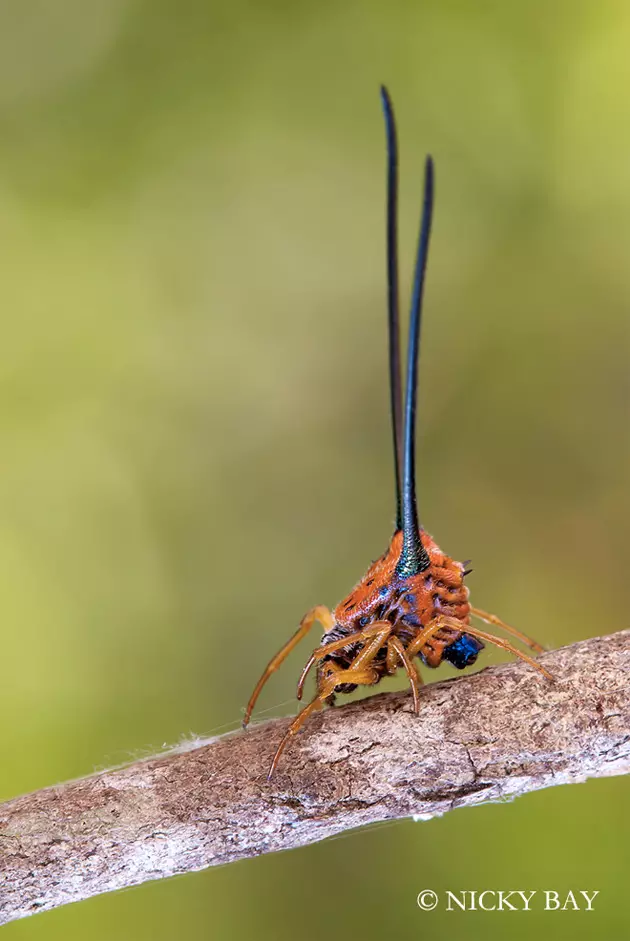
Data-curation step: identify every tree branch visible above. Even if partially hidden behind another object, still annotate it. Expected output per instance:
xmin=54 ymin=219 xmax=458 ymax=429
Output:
xmin=1 ymin=631 xmax=629 ymax=924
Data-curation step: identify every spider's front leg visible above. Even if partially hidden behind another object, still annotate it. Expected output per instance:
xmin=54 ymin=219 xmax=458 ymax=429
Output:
xmin=243 ymin=605 xmax=334 ymax=729
xmin=267 ymin=663 xmax=380 ymax=780
xmin=268 ymin=622 xmax=393 ymax=779
xmin=296 ymin=621 xmax=393 ymax=700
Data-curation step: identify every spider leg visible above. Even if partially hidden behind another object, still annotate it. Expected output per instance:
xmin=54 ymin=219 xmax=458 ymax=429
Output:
xmin=408 ymin=614 xmax=553 ymax=680
xmin=387 ymin=635 xmax=422 ymax=714
xmin=243 ymin=604 xmax=334 ymax=728
xmin=268 ymin=665 xmax=379 ymax=780
xmin=349 ymin=622 xmax=393 ymax=669
xmin=296 ymin=621 xmax=393 ymax=700
xmin=446 ymin=619 xmax=553 ymax=680
xmin=385 ymin=636 xmax=425 ymax=685
xmin=271 ymin=623 xmax=393 ymax=777
xmin=470 ymin=604 xmax=544 ymax=653
xmin=405 ymin=618 xmax=451 ymax=659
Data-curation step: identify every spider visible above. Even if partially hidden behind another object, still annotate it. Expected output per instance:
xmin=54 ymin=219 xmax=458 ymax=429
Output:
xmin=243 ymin=87 xmax=551 ymax=779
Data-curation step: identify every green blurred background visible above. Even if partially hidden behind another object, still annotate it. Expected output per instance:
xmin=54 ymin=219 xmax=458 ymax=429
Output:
xmin=1 ymin=1 xmax=628 ymax=938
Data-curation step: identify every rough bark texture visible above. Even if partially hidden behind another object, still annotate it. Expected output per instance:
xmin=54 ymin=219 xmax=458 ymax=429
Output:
xmin=1 ymin=631 xmax=629 ymax=924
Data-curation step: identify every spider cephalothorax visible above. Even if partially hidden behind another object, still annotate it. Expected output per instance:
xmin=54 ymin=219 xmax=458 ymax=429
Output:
xmin=243 ymin=87 xmax=551 ymax=779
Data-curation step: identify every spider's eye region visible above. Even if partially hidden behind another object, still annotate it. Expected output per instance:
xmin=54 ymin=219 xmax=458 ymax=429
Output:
xmin=358 ymin=616 xmax=370 ymax=628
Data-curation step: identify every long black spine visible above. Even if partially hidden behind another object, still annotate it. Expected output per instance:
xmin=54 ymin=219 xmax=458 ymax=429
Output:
xmin=380 ymin=86 xmax=404 ymax=531
xmin=397 ymin=155 xmax=434 ymax=577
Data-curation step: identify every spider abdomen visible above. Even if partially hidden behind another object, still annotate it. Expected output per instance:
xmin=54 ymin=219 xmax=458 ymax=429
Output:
xmin=327 ymin=527 xmax=476 ymax=676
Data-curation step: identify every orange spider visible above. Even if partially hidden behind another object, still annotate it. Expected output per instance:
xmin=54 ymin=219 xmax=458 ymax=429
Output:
xmin=243 ymin=86 xmax=552 ymax=779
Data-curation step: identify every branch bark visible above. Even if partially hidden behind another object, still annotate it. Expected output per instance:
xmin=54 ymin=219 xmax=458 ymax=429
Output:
xmin=1 ymin=630 xmax=629 ymax=924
